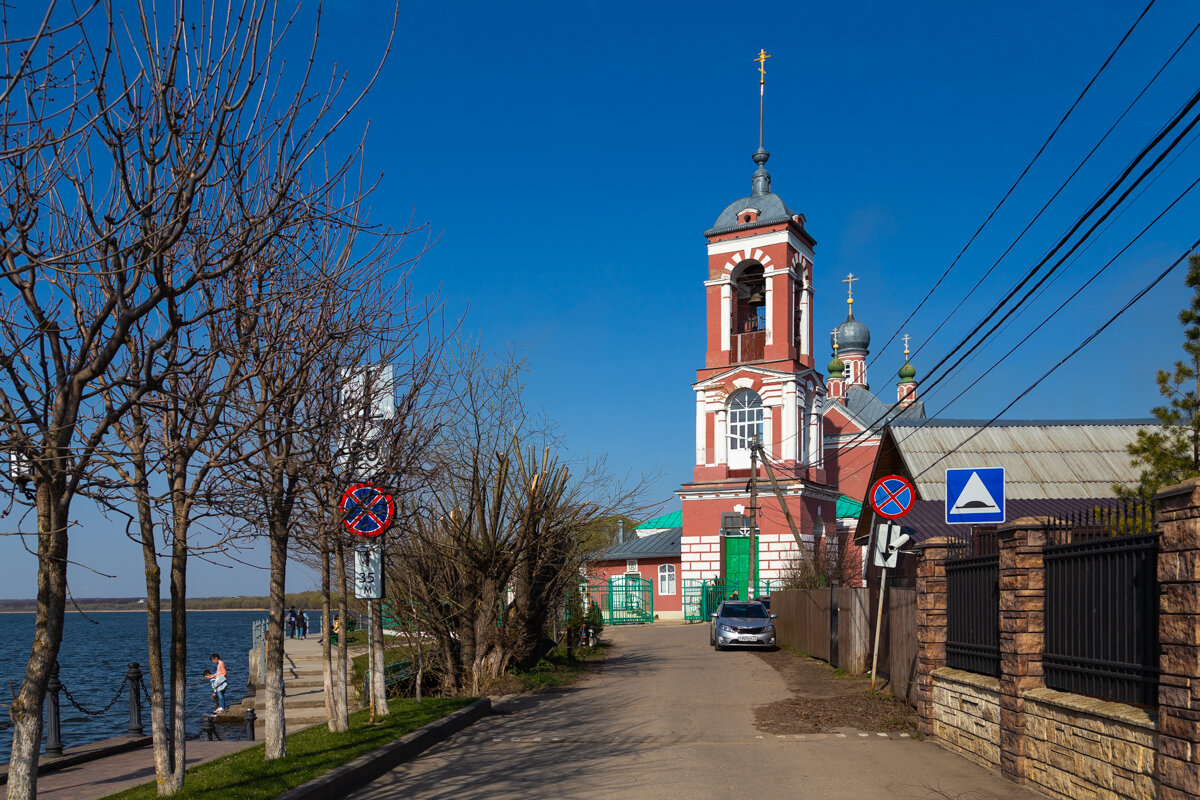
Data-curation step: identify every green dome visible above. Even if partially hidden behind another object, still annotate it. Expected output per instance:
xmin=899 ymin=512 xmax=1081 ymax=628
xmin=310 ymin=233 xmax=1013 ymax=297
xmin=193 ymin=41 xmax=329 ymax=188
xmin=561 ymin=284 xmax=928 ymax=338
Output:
xmin=898 ymin=361 xmax=916 ymax=383
xmin=828 ymin=356 xmax=845 ymax=378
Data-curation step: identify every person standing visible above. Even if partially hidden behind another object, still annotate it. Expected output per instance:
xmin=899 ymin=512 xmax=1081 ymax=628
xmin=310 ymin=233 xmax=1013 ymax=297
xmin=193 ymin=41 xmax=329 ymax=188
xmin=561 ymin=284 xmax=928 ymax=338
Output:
xmin=286 ymin=607 xmax=297 ymax=639
xmin=209 ymin=653 xmax=228 ymax=712
xmin=298 ymin=609 xmax=309 ymax=640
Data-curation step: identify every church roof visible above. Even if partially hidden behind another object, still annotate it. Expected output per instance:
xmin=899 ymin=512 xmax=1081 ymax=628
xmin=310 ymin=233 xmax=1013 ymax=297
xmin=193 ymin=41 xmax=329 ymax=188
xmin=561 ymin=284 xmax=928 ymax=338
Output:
xmin=840 ymin=385 xmax=926 ymax=433
xmin=706 ymin=192 xmax=799 ymax=237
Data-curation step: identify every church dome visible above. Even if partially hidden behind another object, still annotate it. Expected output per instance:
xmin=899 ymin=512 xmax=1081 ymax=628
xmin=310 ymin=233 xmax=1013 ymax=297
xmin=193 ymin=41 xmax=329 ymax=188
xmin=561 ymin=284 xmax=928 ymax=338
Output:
xmin=832 ymin=313 xmax=870 ymax=354
xmin=898 ymin=361 xmax=917 ymax=382
xmin=706 ymin=191 xmax=797 ymax=237
xmin=827 ymin=355 xmax=845 ymax=378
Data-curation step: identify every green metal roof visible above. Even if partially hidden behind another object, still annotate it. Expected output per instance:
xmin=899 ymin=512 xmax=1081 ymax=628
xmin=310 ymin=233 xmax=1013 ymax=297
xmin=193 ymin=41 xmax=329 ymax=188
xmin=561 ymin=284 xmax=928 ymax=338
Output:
xmin=836 ymin=495 xmax=863 ymax=519
xmin=635 ymin=510 xmax=683 ymax=529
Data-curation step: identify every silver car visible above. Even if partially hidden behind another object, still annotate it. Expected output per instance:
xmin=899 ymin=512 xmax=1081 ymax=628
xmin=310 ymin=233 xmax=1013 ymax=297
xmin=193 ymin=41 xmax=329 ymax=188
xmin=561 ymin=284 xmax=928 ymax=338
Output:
xmin=709 ymin=600 xmax=777 ymax=650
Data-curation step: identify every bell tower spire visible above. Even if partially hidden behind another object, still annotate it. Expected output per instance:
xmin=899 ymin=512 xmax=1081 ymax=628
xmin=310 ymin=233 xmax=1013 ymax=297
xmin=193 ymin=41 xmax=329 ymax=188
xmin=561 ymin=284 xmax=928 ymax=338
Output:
xmin=752 ymin=49 xmax=771 ymax=197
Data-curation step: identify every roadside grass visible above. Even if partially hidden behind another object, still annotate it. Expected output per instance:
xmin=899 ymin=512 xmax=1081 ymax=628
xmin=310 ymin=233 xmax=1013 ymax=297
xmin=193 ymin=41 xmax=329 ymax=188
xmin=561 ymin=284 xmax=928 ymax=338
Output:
xmin=100 ymin=695 xmax=473 ymax=800
xmin=506 ymin=642 xmax=609 ymax=693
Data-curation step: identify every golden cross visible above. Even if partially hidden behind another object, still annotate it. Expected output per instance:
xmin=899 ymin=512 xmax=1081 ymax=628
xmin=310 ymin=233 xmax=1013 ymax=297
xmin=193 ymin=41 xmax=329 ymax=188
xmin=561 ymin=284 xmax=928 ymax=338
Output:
xmin=902 ymin=333 xmax=911 ymax=356
xmin=755 ymin=49 xmax=771 ymax=85
xmin=843 ymin=272 xmax=857 ymax=306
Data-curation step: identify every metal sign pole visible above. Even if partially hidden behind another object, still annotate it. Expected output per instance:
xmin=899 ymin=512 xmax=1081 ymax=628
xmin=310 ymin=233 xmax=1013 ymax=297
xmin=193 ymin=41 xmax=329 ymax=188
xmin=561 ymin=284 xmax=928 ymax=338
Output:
xmin=870 ymin=565 xmax=888 ymax=691
xmin=367 ymin=600 xmax=376 ymax=725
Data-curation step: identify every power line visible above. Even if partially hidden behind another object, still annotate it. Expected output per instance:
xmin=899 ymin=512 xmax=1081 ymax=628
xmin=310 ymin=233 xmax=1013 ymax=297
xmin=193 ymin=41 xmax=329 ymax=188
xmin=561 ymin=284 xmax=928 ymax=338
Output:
xmin=906 ymin=18 xmax=1200 ymax=367
xmin=910 ymin=238 xmax=1200 ymax=481
xmin=870 ymin=0 xmax=1160 ymax=366
xmin=821 ymin=84 xmax=1200 ymax=464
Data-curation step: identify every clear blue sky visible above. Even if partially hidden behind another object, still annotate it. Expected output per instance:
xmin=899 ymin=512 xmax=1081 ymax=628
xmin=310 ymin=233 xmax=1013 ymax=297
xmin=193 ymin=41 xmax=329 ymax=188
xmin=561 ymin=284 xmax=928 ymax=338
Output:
xmin=4 ymin=1 xmax=1199 ymax=597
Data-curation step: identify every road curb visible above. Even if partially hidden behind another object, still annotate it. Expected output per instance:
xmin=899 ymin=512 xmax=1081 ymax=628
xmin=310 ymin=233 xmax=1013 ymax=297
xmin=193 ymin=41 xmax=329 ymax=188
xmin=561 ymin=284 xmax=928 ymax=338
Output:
xmin=271 ymin=698 xmax=491 ymax=800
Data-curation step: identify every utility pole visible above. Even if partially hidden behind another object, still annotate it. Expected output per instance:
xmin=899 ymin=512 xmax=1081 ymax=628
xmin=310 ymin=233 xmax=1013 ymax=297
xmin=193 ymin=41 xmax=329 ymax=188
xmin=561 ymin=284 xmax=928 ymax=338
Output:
xmin=748 ymin=440 xmax=759 ymax=599
xmin=758 ymin=449 xmax=817 ymax=583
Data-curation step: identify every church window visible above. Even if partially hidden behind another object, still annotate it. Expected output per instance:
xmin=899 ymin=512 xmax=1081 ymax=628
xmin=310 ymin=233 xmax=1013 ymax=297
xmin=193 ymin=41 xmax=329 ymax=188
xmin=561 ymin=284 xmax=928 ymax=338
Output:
xmin=658 ymin=564 xmax=676 ymax=595
xmin=728 ymin=389 xmax=763 ymax=453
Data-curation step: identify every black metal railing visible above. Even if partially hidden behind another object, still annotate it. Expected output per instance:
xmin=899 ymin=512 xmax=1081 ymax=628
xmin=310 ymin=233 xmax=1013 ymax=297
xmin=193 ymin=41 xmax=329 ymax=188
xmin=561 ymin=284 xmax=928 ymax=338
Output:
xmin=1045 ymin=501 xmax=1159 ymax=707
xmin=946 ymin=532 xmax=1000 ymax=677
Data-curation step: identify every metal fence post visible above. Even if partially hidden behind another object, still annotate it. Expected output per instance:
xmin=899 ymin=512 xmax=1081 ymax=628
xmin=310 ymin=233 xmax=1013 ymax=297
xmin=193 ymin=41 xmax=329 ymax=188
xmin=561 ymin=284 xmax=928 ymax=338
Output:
xmin=126 ymin=662 xmax=144 ymax=736
xmin=44 ymin=661 xmax=63 ymax=757
xmin=243 ymin=707 xmax=256 ymax=741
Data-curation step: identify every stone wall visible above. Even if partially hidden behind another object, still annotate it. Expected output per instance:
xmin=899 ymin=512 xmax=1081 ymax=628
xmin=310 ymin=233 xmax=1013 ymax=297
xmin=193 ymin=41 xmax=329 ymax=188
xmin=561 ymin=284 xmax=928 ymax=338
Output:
xmin=913 ymin=479 xmax=1200 ymax=800
xmin=930 ymin=668 xmax=1000 ymax=768
xmin=1024 ymin=689 xmax=1156 ymax=800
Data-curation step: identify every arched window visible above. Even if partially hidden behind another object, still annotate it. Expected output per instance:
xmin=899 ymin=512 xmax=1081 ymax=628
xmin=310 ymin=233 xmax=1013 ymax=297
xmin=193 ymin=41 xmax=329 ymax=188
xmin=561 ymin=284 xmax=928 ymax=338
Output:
xmin=731 ymin=261 xmax=766 ymax=333
xmin=728 ymin=389 xmax=763 ymax=454
xmin=658 ymin=564 xmax=676 ymax=595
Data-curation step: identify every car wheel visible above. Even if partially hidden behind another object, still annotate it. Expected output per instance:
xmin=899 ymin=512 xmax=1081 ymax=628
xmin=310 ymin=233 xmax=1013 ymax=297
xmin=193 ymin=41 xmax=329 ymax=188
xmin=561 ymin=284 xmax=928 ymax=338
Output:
xmin=715 ymin=643 xmax=725 ymax=651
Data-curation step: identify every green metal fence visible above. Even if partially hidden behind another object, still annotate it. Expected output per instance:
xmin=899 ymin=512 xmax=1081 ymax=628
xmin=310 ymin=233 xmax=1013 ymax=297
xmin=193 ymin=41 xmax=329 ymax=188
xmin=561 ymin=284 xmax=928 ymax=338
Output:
xmin=683 ymin=578 xmax=786 ymax=621
xmin=583 ymin=576 xmax=653 ymax=624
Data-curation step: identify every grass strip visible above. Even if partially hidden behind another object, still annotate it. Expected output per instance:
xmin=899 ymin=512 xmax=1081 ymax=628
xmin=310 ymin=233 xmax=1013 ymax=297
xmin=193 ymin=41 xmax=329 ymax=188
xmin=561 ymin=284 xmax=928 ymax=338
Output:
xmin=508 ymin=642 xmax=608 ymax=692
xmin=101 ymin=696 xmax=473 ymax=800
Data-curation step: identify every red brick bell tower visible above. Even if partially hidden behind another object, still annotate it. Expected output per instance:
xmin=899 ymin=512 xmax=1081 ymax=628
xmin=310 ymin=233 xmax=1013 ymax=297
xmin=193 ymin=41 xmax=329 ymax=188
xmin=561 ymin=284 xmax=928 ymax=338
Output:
xmin=677 ymin=52 xmax=837 ymax=603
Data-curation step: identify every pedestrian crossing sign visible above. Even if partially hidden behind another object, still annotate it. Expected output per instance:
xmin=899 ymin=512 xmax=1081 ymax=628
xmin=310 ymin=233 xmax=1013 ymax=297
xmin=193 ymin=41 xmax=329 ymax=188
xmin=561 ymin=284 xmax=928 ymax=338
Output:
xmin=945 ymin=467 xmax=1005 ymax=525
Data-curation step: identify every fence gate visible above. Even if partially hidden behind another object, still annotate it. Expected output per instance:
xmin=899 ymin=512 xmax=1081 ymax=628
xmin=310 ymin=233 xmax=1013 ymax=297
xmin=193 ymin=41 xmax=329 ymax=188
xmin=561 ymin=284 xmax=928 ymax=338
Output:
xmin=583 ymin=576 xmax=653 ymax=624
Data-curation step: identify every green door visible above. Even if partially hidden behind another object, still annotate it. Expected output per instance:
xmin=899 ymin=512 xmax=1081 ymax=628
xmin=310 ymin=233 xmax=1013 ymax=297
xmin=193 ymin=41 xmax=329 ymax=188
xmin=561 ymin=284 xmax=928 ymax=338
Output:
xmin=724 ymin=536 xmax=750 ymax=600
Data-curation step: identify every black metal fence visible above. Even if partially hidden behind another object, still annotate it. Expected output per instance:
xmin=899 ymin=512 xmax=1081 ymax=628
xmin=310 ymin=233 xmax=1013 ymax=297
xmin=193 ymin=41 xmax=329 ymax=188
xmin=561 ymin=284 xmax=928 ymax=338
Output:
xmin=945 ymin=530 xmax=1000 ymax=677
xmin=1045 ymin=502 xmax=1159 ymax=707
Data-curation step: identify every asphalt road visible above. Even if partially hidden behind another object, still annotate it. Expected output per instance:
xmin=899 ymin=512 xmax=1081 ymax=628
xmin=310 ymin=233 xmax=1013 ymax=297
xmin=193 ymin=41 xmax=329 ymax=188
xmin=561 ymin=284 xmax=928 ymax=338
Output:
xmin=346 ymin=624 xmax=1043 ymax=800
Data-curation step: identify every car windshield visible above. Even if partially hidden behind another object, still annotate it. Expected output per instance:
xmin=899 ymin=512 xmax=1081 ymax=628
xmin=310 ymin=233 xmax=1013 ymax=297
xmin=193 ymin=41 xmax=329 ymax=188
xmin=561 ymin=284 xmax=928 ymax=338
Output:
xmin=721 ymin=603 xmax=767 ymax=619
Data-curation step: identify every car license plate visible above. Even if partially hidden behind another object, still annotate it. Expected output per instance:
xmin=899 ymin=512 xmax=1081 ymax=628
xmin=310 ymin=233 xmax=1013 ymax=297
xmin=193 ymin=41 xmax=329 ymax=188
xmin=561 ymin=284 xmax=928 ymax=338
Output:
xmin=739 ymin=635 xmax=757 ymax=642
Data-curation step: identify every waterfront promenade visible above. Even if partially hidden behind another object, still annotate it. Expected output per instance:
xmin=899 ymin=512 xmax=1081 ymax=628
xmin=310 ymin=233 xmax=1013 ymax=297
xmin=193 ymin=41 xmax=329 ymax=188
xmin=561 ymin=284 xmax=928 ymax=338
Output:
xmin=1 ymin=637 xmax=355 ymax=799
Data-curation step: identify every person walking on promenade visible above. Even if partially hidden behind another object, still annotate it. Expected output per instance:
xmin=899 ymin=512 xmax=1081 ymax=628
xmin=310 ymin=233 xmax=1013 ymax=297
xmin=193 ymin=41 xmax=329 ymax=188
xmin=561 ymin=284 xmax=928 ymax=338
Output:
xmin=287 ymin=607 xmax=297 ymax=639
xmin=331 ymin=614 xmax=341 ymax=646
xmin=298 ymin=609 xmax=309 ymax=640
xmin=208 ymin=653 xmax=228 ymax=712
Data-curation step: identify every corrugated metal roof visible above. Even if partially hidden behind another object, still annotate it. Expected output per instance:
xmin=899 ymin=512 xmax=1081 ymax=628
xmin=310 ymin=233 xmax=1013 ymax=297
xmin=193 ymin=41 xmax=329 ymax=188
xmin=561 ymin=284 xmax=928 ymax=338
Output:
xmin=589 ymin=528 xmax=682 ymax=561
xmin=859 ymin=497 xmax=1126 ymax=545
xmin=836 ymin=495 xmax=863 ymax=519
xmin=635 ymin=510 xmax=682 ymax=530
xmin=886 ymin=419 xmax=1154 ymax=501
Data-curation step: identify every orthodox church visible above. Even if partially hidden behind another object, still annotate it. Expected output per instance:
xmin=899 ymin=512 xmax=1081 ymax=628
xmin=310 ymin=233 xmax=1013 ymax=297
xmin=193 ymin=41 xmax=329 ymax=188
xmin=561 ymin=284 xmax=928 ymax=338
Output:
xmin=676 ymin=54 xmax=924 ymax=597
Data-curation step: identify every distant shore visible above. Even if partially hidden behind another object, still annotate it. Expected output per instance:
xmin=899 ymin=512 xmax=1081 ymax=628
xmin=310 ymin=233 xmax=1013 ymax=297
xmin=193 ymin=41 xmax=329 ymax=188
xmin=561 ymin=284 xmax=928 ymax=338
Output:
xmin=0 ymin=607 xmax=270 ymax=614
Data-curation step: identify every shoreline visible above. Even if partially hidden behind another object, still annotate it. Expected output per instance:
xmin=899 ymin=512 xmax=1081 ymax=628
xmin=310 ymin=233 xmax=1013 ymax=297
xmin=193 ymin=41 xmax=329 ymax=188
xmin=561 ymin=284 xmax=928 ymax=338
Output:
xmin=0 ymin=608 xmax=270 ymax=614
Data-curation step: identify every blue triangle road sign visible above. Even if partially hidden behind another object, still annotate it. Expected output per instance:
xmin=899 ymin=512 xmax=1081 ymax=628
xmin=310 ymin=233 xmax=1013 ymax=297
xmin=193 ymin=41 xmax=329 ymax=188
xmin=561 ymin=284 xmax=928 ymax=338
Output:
xmin=945 ymin=467 xmax=1005 ymax=525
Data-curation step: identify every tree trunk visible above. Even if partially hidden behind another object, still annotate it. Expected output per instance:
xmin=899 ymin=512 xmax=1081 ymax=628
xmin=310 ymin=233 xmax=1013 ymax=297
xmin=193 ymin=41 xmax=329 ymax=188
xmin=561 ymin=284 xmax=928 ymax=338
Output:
xmin=135 ymin=478 xmax=173 ymax=795
xmin=6 ymin=482 xmax=68 ymax=800
xmin=370 ymin=598 xmax=388 ymax=717
xmin=167 ymin=513 xmax=188 ymax=792
xmin=320 ymin=530 xmax=338 ymax=729
xmin=264 ymin=520 xmax=288 ymax=759
xmin=334 ymin=539 xmax=350 ymax=727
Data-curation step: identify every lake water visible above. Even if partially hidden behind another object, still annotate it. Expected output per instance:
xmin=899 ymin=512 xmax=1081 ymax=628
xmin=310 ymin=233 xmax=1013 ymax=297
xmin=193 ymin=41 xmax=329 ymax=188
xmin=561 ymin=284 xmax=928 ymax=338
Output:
xmin=0 ymin=610 xmax=272 ymax=759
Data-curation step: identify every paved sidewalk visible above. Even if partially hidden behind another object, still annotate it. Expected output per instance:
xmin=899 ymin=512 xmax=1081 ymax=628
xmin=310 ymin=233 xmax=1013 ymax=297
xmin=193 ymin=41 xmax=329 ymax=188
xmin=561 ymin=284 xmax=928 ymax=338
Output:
xmin=0 ymin=739 xmax=257 ymax=800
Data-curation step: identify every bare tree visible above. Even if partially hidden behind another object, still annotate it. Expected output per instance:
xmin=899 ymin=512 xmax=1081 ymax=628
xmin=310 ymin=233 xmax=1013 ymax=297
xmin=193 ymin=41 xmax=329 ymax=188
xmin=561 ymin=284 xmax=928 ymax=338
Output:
xmin=0 ymin=1 xmax=395 ymax=793
xmin=386 ymin=347 xmax=650 ymax=695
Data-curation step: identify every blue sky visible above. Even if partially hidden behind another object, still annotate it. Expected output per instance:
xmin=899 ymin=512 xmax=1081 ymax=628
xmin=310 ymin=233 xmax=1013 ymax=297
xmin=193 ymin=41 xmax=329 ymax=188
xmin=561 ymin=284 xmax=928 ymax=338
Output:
xmin=4 ymin=1 xmax=1199 ymax=597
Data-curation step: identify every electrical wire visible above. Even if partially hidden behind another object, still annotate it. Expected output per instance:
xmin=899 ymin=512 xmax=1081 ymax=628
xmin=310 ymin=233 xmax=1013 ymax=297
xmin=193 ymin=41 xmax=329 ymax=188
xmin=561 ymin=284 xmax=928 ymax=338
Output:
xmin=871 ymin=0 xmax=1160 ymax=365
xmin=910 ymin=237 xmax=1200 ymax=481
xmin=820 ymin=86 xmax=1200 ymax=466
xmin=905 ymin=18 xmax=1200 ymax=367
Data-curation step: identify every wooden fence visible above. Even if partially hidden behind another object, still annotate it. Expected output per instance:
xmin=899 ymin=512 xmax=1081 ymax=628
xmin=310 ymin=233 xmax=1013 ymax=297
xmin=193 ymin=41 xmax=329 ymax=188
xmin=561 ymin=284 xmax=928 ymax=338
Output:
xmin=772 ymin=585 xmax=917 ymax=707
xmin=772 ymin=589 xmax=831 ymax=661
